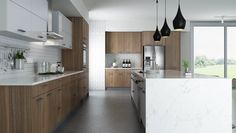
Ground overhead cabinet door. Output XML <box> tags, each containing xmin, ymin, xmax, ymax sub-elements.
<box><xmin>124</xmin><ymin>32</ymin><xmax>141</xmax><ymax>53</ymax></box>
<box><xmin>7</xmin><ymin>1</ymin><xmax>31</xmax><ymax>38</ymax></box>
<box><xmin>0</xmin><ymin>0</ymin><xmax>47</xmax><ymax>42</ymax></box>
<box><xmin>10</xmin><ymin>0</ymin><xmax>31</xmax><ymax>11</ymax></box>
<box><xmin>30</xmin><ymin>0</ymin><xmax>48</xmax><ymax>20</ymax></box>
<box><xmin>106</xmin><ymin>32</ymin><xmax>141</xmax><ymax>53</ymax></box>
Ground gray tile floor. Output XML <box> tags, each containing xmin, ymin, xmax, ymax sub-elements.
<box><xmin>55</xmin><ymin>89</ymin><xmax>145</xmax><ymax>133</ymax></box>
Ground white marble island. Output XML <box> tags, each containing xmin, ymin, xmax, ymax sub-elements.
<box><xmin>132</xmin><ymin>70</ymin><xmax>232</xmax><ymax>133</ymax></box>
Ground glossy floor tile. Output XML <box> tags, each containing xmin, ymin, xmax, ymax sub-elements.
<box><xmin>55</xmin><ymin>89</ymin><xmax>145</xmax><ymax>133</ymax></box>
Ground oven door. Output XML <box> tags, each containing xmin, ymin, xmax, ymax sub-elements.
<box><xmin>83</xmin><ymin>44</ymin><xmax>87</xmax><ymax>68</ymax></box>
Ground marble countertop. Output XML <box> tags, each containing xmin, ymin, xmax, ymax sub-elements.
<box><xmin>0</xmin><ymin>71</ymin><xmax>84</xmax><ymax>86</ymax></box>
<box><xmin>105</xmin><ymin>67</ymin><xmax>142</xmax><ymax>70</ymax></box>
<box><xmin>132</xmin><ymin>70</ymin><xmax>221</xmax><ymax>79</ymax></box>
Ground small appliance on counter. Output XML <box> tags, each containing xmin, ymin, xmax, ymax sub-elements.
<box><xmin>112</xmin><ymin>59</ymin><xmax>118</xmax><ymax>68</ymax></box>
<box><xmin>37</xmin><ymin>61</ymin><xmax>64</xmax><ymax>75</ymax></box>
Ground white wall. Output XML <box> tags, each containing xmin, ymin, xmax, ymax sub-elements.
<box><xmin>89</xmin><ymin>21</ymin><xmax>106</xmax><ymax>90</ymax></box>
<box><xmin>106</xmin><ymin>19</ymin><xmax>191</xmax><ymax>31</ymax></box>
<box><xmin>180</xmin><ymin>31</ymin><xmax>192</xmax><ymax>72</ymax></box>
<box><xmin>0</xmin><ymin>36</ymin><xmax>61</xmax><ymax>79</ymax></box>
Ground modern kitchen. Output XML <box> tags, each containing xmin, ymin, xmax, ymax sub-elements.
<box><xmin>0</xmin><ymin>0</ymin><xmax>235</xmax><ymax>133</ymax></box>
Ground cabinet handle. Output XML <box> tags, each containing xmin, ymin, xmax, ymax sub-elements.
<box><xmin>142</xmin><ymin>90</ymin><xmax>145</xmax><ymax>94</ymax></box>
<box><xmin>36</xmin><ymin>97</ymin><xmax>43</xmax><ymax>102</ymax></box>
<box><xmin>38</xmin><ymin>35</ymin><xmax>44</xmax><ymax>39</ymax></box>
<box><xmin>17</xmin><ymin>29</ymin><xmax>26</xmax><ymax>33</ymax></box>
<box><xmin>62</xmin><ymin>44</ymin><xmax>66</xmax><ymax>46</ymax></box>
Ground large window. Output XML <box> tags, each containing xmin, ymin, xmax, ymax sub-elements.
<box><xmin>227</xmin><ymin>27</ymin><xmax>236</xmax><ymax>78</ymax></box>
<box><xmin>193</xmin><ymin>23</ymin><xmax>236</xmax><ymax>78</ymax></box>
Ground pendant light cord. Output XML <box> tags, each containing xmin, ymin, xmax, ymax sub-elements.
<box><xmin>165</xmin><ymin>0</ymin><xmax>167</xmax><ymax>18</ymax></box>
<box><xmin>156</xmin><ymin>0</ymin><xmax>158</xmax><ymax>26</ymax></box>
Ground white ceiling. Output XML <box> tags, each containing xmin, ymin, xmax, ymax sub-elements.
<box><xmin>82</xmin><ymin>0</ymin><xmax>236</xmax><ymax>22</ymax></box>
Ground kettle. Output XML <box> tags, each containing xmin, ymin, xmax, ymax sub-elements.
<box><xmin>56</xmin><ymin>62</ymin><xmax>64</xmax><ymax>73</ymax></box>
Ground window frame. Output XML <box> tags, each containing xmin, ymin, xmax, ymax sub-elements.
<box><xmin>191</xmin><ymin>21</ymin><xmax>236</xmax><ymax>78</ymax></box>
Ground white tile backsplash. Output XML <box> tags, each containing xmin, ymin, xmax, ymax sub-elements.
<box><xmin>0</xmin><ymin>35</ymin><xmax>61</xmax><ymax>79</ymax></box>
<box><xmin>106</xmin><ymin>53</ymin><xmax>141</xmax><ymax>68</ymax></box>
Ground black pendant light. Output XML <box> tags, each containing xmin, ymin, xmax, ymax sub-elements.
<box><xmin>173</xmin><ymin>0</ymin><xmax>186</xmax><ymax>31</ymax></box>
<box><xmin>153</xmin><ymin>0</ymin><xmax>161</xmax><ymax>42</ymax></box>
<box><xmin>161</xmin><ymin>0</ymin><xmax>171</xmax><ymax>38</ymax></box>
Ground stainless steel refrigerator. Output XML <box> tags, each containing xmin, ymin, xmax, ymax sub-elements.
<box><xmin>143</xmin><ymin>45</ymin><xmax>165</xmax><ymax>72</ymax></box>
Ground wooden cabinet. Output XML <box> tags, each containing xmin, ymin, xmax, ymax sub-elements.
<box><xmin>124</xmin><ymin>69</ymin><xmax>131</xmax><ymax>87</ymax></box>
<box><xmin>165</xmin><ymin>32</ymin><xmax>181</xmax><ymax>71</ymax></box>
<box><xmin>45</xmin><ymin>89</ymin><xmax>59</xmax><ymax>133</ymax></box>
<box><xmin>124</xmin><ymin>32</ymin><xmax>142</xmax><ymax>53</ymax></box>
<box><xmin>32</xmin><ymin>94</ymin><xmax>47</xmax><ymax>133</ymax></box>
<box><xmin>113</xmin><ymin>69</ymin><xmax>125</xmax><ymax>87</ymax></box>
<box><xmin>0</xmin><ymin>0</ymin><xmax>47</xmax><ymax>42</ymax></box>
<box><xmin>62</xmin><ymin>17</ymin><xmax>89</xmax><ymax>71</ymax></box>
<box><xmin>0</xmin><ymin>71</ymin><xmax>89</xmax><ymax>133</ymax></box>
<box><xmin>106</xmin><ymin>32</ymin><xmax>141</xmax><ymax>53</ymax></box>
<box><xmin>142</xmin><ymin>31</ymin><xmax>165</xmax><ymax>46</ymax></box>
<box><xmin>106</xmin><ymin>32</ymin><xmax>124</xmax><ymax>53</ymax></box>
<box><xmin>105</xmin><ymin>69</ymin><xmax>114</xmax><ymax>87</ymax></box>
<box><xmin>105</xmin><ymin>69</ymin><xmax>131</xmax><ymax>88</ymax></box>
<box><xmin>32</xmin><ymin>86</ymin><xmax>62</xmax><ymax>133</ymax></box>
<box><xmin>82</xmin><ymin>19</ymin><xmax>89</xmax><ymax>43</ymax></box>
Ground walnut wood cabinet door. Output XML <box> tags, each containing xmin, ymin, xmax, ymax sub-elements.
<box><xmin>71</xmin><ymin>76</ymin><xmax>79</xmax><ymax>109</ymax></box>
<box><xmin>141</xmin><ymin>31</ymin><xmax>165</xmax><ymax>46</ymax></box>
<box><xmin>45</xmin><ymin>89</ymin><xmax>58</xmax><ymax>133</ymax></box>
<box><xmin>165</xmin><ymin>31</ymin><xmax>181</xmax><ymax>71</ymax></box>
<box><xmin>106</xmin><ymin>32</ymin><xmax>124</xmax><ymax>53</ymax></box>
<box><xmin>32</xmin><ymin>95</ymin><xmax>46</xmax><ymax>133</ymax></box>
<box><xmin>124</xmin><ymin>70</ymin><xmax>131</xmax><ymax>88</ymax></box>
<box><xmin>56</xmin><ymin>87</ymin><xmax>63</xmax><ymax>124</ymax></box>
<box><xmin>124</xmin><ymin>32</ymin><xmax>141</xmax><ymax>53</ymax></box>
<box><xmin>105</xmin><ymin>69</ymin><xmax>114</xmax><ymax>87</ymax></box>
<box><xmin>61</xmin><ymin>77</ymin><xmax>71</xmax><ymax>119</ymax></box>
<box><xmin>82</xmin><ymin>19</ymin><xmax>89</xmax><ymax>43</ymax></box>
<box><xmin>113</xmin><ymin>69</ymin><xmax>125</xmax><ymax>87</ymax></box>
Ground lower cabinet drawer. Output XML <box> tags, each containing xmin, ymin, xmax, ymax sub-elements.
<box><xmin>105</xmin><ymin>69</ymin><xmax>131</xmax><ymax>88</ymax></box>
<box><xmin>32</xmin><ymin>82</ymin><xmax>50</xmax><ymax>97</ymax></box>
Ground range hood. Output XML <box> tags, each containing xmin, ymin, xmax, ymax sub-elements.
<box><xmin>47</xmin><ymin>0</ymin><xmax>63</xmax><ymax>40</ymax></box>
<box><xmin>47</xmin><ymin>31</ymin><xmax>63</xmax><ymax>40</ymax></box>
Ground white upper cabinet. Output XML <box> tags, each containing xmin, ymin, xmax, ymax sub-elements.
<box><xmin>10</xmin><ymin>0</ymin><xmax>31</xmax><ymax>11</ymax></box>
<box><xmin>7</xmin><ymin>1</ymin><xmax>31</xmax><ymax>37</ymax></box>
<box><xmin>52</xmin><ymin>11</ymin><xmax>72</xmax><ymax>49</ymax></box>
<box><xmin>10</xmin><ymin>0</ymin><xmax>48</xmax><ymax>20</ymax></box>
<box><xmin>30</xmin><ymin>0</ymin><xmax>48</xmax><ymax>20</ymax></box>
<box><xmin>30</xmin><ymin>14</ymin><xmax>47</xmax><ymax>41</ymax></box>
<box><xmin>0</xmin><ymin>0</ymin><xmax>48</xmax><ymax>42</ymax></box>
